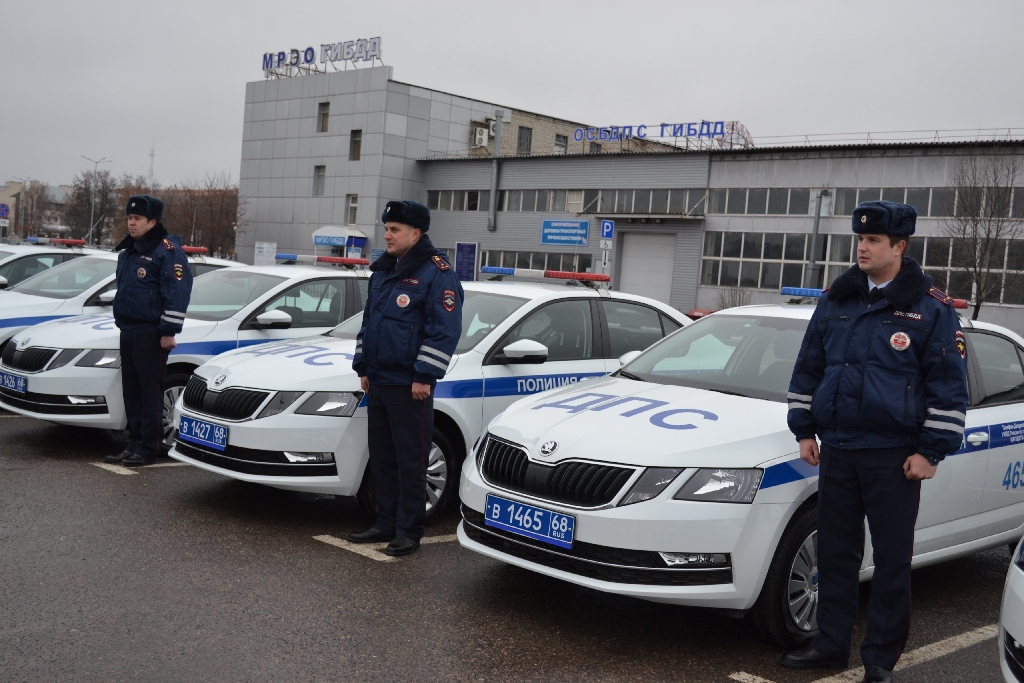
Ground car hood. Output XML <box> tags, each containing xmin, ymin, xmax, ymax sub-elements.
<box><xmin>11</xmin><ymin>315</ymin><xmax>218</xmax><ymax>350</ymax></box>
<box><xmin>486</xmin><ymin>376</ymin><xmax>795</xmax><ymax>469</ymax></box>
<box><xmin>195</xmin><ymin>335</ymin><xmax>365</xmax><ymax>393</ymax></box>
<box><xmin>0</xmin><ymin>292</ymin><xmax>67</xmax><ymax>328</ymax></box>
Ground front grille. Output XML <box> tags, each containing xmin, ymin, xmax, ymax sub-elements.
<box><xmin>173</xmin><ymin>439</ymin><xmax>337</xmax><ymax>477</ymax></box>
<box><xmin>1</xmin><ymin>344</ymin><xmax>57</xmax><ymax>372</ymax></box>
<box><xmin>1007</xmin><ymin>628</ymin><xmax>1024</xmax><ymax>682</ymax></box>
<box><xmin>182</xmin><ymin>375</ymin><xmax>269</xmax><ymax>421</ymax></box>
<box><xmin>0</xmin><ymin>387</ymin><xmax>108</xmax><ymax>415</ymax></box>
<box><xmin>462</xmin><ymin>507</ymin><xmax>732</xmax><ymax>586</ymax></box>
<box><xmin>479</xmin><ymin>435</ymin><xmax>634</xmax><ymax>507</ymax></box>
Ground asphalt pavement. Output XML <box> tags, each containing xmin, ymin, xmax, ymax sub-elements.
<box><xmin>0</xmin><ymin>412</ymin><xmax>1010</xmax><ymax>682</ymax></box>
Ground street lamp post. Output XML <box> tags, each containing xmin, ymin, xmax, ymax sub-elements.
<box><xmin>81</xmin><ymin>156</ymin><xmax>111</xmax><ymax>246</ymax></box>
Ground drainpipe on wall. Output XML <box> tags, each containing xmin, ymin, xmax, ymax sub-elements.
<box><xmin>487</xmin><ymin>110</ymin><xmax>504</xmax><ymax>232</ymax></box>
<box><xmin>805</xmin><ymin>189</ymin><xmax>830</xmax><ymax>288</ymax></box>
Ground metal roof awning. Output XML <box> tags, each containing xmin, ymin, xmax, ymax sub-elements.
<box><xmin>312</xmin><ymin>225</ymin><xmax>367</xmax><ymax>247</ymax></box>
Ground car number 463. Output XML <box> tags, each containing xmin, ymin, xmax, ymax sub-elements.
<box><xmin>1003</xmin><ymin>461</ymin><xmax>1024</xmax><ymax>489</ymax></box>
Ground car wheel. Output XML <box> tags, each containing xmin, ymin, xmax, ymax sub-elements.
<box><xmin>356</xmin><ymin>428</ymin><xmax>460</xmax><ymax>523</ymax></box>
<box><xmin>162</xmin><ymin>371</ymin><xmax>190</xmax><ymax>452</ymax></box>
<box><xmin>751</xmin><ymin>504</ymin><xmax>819</xmax><ymax>648</ymax></box>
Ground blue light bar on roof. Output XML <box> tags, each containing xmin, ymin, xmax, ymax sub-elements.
<box><xmin>781</xmin><ymin>287</ymin><xmax>823</xmax><ymax>297</ymax></box>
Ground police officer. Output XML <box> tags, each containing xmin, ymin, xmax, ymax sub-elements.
<box><xmin>104</xmin><ymin>195</ymin><xmax>193</xmax><ymax>468</ymax></box>
<box><xmin>782</xmin><ymin>201</ymin><xmax>968</xmax><ymax>683</ymax></box>
<box><xmin>349</xmin><ymin>200</ymin><xmax>463</xmax><ymax>557</ymax></box>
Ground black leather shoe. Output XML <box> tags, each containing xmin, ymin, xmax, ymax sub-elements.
<box><xmin>348</xmin><ymin>527</ymin><xmax>394</xmax><ymax>544</ymax></box>
<box><xmin>780</xmin><ymin>645</ymin><xmax>848</xmax><ymax>670</ymax></box>
<box><xmin>862</xmin><ymin>664</ymin><xmax>892</xmax><ymax>682</ymax></box>
<box><xmin>105</xmin><ymin>450</ymin><xmax>134</xmax><ymax>464</ymax></box>
<box><xmin>384</xmin><ymin>535</ymin><xmax>420</xmax><ymax>557</ymax></box>
<box><xmin>121</xmin><ymin>453</ymin><xmax>156</xmax><ymax>468</ymax></box>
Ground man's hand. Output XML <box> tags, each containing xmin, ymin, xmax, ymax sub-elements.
<box><xmin>411</xmin><ymin>382</ymin><xmax>432</xmax><ymax>400</ymax></box>
<box><xmin>360</xmin><ymin>376</ymin><xmax>369</xmax><ymax>393</ymax></box>
<box><xmin>904</xmin><ymin>454</ymin><xmax>937</xmax><ymax>480</ymax></box>
<box><xmin>160</xmin><ymin>336</ymin><xmax>177</xmax><ymax>351</ymax></box>
<box><xmin>799</xmin><ymin>438</ymin><xmax>820</xmax><ymax>466</ymax></box>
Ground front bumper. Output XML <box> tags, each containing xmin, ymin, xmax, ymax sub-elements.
<box><xmin>458</xmin><ymin>452</ymin><xmax>798</xmax><ymax>611</ymax></box>
<box><xmin>0</xmin><ymin>364</ymin><xmax>124</xmax><ymax>429</ymax></box>
<box><xmin>1001</xmin><ymin>557</ymin><xmax>1024</xmax><ymax>682</ymax></box>
<box><xmin>168</xmin><ymin>405</ymin><xmax>368</xmax><ymax>496</ymax></box>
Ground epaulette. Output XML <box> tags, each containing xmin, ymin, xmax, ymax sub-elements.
<box><xmin>927</xmin><ymin>286</ymin><xmax>953</xmax><ymax>305</ymax></box>
<box><xmin>821</xmin><ymin>287</ymin><xmax>830</xmax><ymax>293</ymax></box>
<box><xmin>162</xmin><ymin>238</ymin><xmax>175</xmax><ymax>251</ymax></box>
<box><xmin>431</xmin><ymin>255</ymin><xmax>450</xmax><ymax>271</ymax></box>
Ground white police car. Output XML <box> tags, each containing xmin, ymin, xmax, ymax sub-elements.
<box><xmin>0</xmin><ymin>261</ymin><xmax>367</xmax><ymax>447</ymax></box>
<box><xmin>0</xmin><ymin>238</ymin><xmax>105</xmax><ymax>289</ymax></box>
<box><xmin>167</xmin><ymin>273</ymin><xmax>690</xmax><ymax>520</ymax></box>
<box><xmin>459</xmin><ymin>290</ymin><xmax>1024</xmax><ymax>647</ymax></box>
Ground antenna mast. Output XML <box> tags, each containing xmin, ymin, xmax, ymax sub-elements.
<box><xmin>148</xmin><ymin>145</ymin><xmax>155</xmax><ymax>184</ymax></box>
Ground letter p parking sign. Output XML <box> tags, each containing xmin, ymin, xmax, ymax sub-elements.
<box><xmin>601</xmin><ymin>220</ymin><xmax>614</xmax><ymax>239</ymax></box>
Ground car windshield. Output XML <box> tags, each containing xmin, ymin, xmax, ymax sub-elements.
<box><xmin>9</xmin><ymin>257</ymin><xmax>116</xmax><ymax>299</ymax></box>
<box><xmin>622</xmin><ymin>314</ymin><xmax>809</xmax><ymax>402</ymax></box>
<box><xmin>329</xmin><ymin>290</ymin><xmax>528</xmax><ymax>353</ymax></box>
<box><xmin>186</xmin><ymin>270</ymin><xmax>288</xmax><ymax>321</ymax></box>
<box><xmin>0</xmin><ymin>251</ymin><xmax>14</xmax><ymax>260</ymax></box>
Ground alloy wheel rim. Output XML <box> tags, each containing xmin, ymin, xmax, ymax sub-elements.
<box><xmin>787</xmin><ymin>530</ymin><xmax>819</xmax><ymax>632</ymax></box>
<box><xmin>424</xmin><ymin>442</ymin><xmax>447</xmax><ymax>512</ymax></box>
<box><xmin>162</xmin><ymin>385</ymin><xmax>184</xmax><ymax>446</ymax></box>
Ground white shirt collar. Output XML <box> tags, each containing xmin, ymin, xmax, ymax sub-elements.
<box><xmin>868</xmin><ymin>277</ymin><xmax>892</xmax><ymax>291</ymax></box>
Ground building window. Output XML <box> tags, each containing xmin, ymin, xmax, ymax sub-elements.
<box><xmin>317</xmin><ymin>102</ymin><xmax>329</xmax><ymax>133</ymax></box>
<box><xmin>517</xmin><ymin>127</ymin><xmax>533</xmax><ymax>155</ymax></box>
<box><xmin>313</xmin><ymin>165</ymin><xmax>326</xmax><ymax>197</ymax></box>
<box><xmin>554</xmin><ymin>134</ymin><xmax>568</xmax><ymax>155</ymax></box>
<box><xmin>346</xmin><ymin>195</ymin><xmax>358</xmax><ymax>225</ymax></box>
<box><xmin>700</xmin><ymin>231</ymin><xmax>854</xmax><ymax>291</ymax></box>
<box><xmin>552</xmin><ymin>190</ymin><xmax>568</xmax><ymax>212</ymax></box>
<box><xmin>589</xmin><ymin>142</ymin><xmax>601</xmax><ymax>154</ymax></box>
<box><xmin>467</xmin><ymin>191</ymin><xmax>480</xmax><ymax>211</ymax></box>
<box><xmin>349</xmin><ymin>130</ymin><xmax>362</xmax><ymax>161</ymax></box>
<box><xmin>483</xmin><ymin>250</ymin><xmax>594</xmax><ymax>273</ymax></box>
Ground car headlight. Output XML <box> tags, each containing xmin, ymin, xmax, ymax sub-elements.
<box><xmin>76</xmin><ymin>349</ymin><xmax>121</xmax><ymax>369</ymax></box>
<box><xmin>257</xmin><ymin>391</ymin><xmax>304</xmax><ymax>419</ymax></box>
<box><xmin>47</xmin><ymin>349</ymin><xmax>84</xmax><ymax>370</ymax></box>
<box><xmin>618</xmin><ymin>467</ymin><xmax>684</xmax><ymax>506</ymax></box>
<box><xmin>295</xmin><ymin>392</ymin><xmax>362</xmax><ymax>417</ymax></box>
<box><xmin>673</xmin><ymin>468</ymin><xmax>763</xmax><ymax>504</ymax></box>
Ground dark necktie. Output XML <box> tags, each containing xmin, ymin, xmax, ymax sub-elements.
<box><xmin>868</xmin><ymin>287</ymin><xmax>884</xmax><ymax>305</ymax></box>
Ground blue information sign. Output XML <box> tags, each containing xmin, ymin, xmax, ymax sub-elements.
<box><xmin>454</xmin><ymin>242</ymin><xmax>478</xmax><ymax>282</ymax></box>
<box><xmin>541</xmin><ymin>220</ymin><xmax>589</xmax><ymax>247</ymax></box>
<box><xmin>370</xmin><ymin>248</ymin><xmax>385</xmax><ymax>263</ymax></box>
<box><xmin>601</xmin><ymin>219</ymin><xmax>614</xmax><ymax>239</ymax></box>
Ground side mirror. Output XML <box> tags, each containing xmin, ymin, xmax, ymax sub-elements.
<box><xmin>618</xmin><ymin>350</ymin><xmax>643</xmax><ymax>367</ymax></box>
<box><xmin>252</xmin><ymin>309</ymin><xmax>293</xmax><ymax>330</ymax></box>
<box><xmin>501</xmin><ymin>339</ymin><xmax>549</xmax><ymax>364</ymax></box>
<box><xmin>0</xmin><ymin>276</ymin><xmax>8</xmax><ymax>290</ymax></box>
<box><xmin>98</xmin><ymin>290</ymin><xmax>116</xmax><ymax>305</ymax></box>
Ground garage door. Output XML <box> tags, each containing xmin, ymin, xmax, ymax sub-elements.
<box><xmin>617</xmin><ymin>233</ymin><xmax>676</xmax><ymax>304</ymax></box>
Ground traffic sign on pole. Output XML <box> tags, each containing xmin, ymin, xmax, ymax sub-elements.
<box><xmin>0</xmin><ymin>203</ymin><xmax>9</xmax><ymax>219</ymax></box>
<box><xmin>600</xmin><ymin>219</ymin><xmax>614</xmax><ymax>239</ymax></box>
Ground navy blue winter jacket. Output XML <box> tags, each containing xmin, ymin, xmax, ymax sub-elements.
<box><xmin>352</xmin><ymin>235</ymin><xmax>464</xmax><ymax>386</ymax></box>
<box><xmin>112</xmin><ymin>224</ymin><xmax>193</xmax><ymax>336</ymax></box>
<box><xmin>787</xmin><ymin>258</ymin><xmax>969</xmax><ymax>462</ymax></box>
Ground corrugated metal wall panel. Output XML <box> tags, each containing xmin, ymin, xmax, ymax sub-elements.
<box><xmin>670</xmin><ymin>227</ymin><xmax>702</xmax><ymax>311</ymax></box>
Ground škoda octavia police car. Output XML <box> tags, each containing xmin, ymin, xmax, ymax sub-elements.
<box><xmin>459</xmin><ymin>287</ymin><xmax>1024</xmax><ymax>647</ymax></box>
<box><xmin>0</xmin><ymin>256</ymin><xmax>367</xmax><ymax>448</ymax></box>
<box><xmin>168</xmin><ymin>267</ymin><xmax>690</xmax><ymax>520</ymax></box>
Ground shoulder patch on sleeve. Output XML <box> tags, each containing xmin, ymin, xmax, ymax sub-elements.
<box><xmin>928</xmin><ymin>286</ymin><xmax>953</xmax><ymax>305</ymax></box>
<box><xmin>955</xmin><ymin>329</ymin><xmax>967</xmax><ymax>359</ymax></box>
<box><xmin>162</xmin><ymin>238</ymin><xmax>175</xmax><ymax>251</ymax></box>
<box><xmin>431</xmin><ymin>255</ymin><xmax>450</xmax><ymax>271</ymax></box>
<box><xmin>443</xmin><ymin>289</ymin><xmax>456</xmax><ymax>312</ymax></box>
<box><xmin>173</xmin><ymin>263</ymin><xmax>184</xmax><ymax>281</ymax></box>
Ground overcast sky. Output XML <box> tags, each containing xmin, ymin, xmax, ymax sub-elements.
<box><xmin>3</xmin><ymin>0</ymin><xmax>1022</xmax><ymax>188</ymax></box>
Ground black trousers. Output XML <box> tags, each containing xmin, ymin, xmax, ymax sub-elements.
<box><xmin>812</xmin><ymin>443</ymin><xmax>921</xmax><ymax>671</ymax></box>
<box><xmin>366</xmin><ymin>384</ymin><xmax>433</xmax><ymax>540</ymax></box>
<box><xmin>120</xmin><ymin>332</ymin><xmax>169</xmax><ymax>460</ymax></box>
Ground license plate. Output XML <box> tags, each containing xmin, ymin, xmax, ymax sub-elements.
<box><xmin>0</xmin><ymin>370</ymin><xmax>27</xmax><ymax>394</ymax></box>
<box><xmin>178</xmin><ymin>415</ymin><xmax>229</xmax><ymax>452</ymax></box>
<box><xmin>484</xmin><ymin>493</ymin><xmax>575</xmax><ymax>549</ymax></box>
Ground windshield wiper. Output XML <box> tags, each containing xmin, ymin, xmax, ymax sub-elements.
<box><xmin>614</xmin><ymin>370</ymin><xmax>645</xmax><ymax>381</ymax></box>
<box><xmin>704</xmin><ymin>387</ymin><xmax>746</xmax><ymax>397</ymax></box>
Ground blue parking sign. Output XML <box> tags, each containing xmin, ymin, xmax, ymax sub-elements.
<box><xmin>601</xmin><ymin>220</ymin><xmax>614</xmax><ymax>239</ymax></box>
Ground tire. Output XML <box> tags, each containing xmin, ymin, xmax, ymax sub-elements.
<box><xmin>161</xmin><ymin>371</ymin><xmax>191</xmax><ymax>453</ymax></box>
<box><xmin>751</xmin><ymin>504</ymin><xmax>820</xmax><ymax>648</ymax></box>
<box><xmin>357</xmin><ymin>428</ymin><xmax>460</xmax><ymax>523</ymax></box>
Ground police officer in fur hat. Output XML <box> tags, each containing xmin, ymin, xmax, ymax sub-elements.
<box><xmin>782</xmin><ymin>201</ymin><xmax>969</xmax><ymax>682</ymax></box>
<box><xmin>104</xmin><ymin>195</ymin><xmax>193</xmax><ymax>467</ymax></box>
<box><xmin>349</xmin><ymin>200</ymin><xmax>463</xmax><ymax>556</ymax></box>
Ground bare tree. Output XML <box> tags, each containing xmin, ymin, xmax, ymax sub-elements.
<box><xmin>716</xmin><ymin>287</ymin><xmax>752</xmax><ymax>309</ymax></box>
<box><xmin>161</xmin><ymin>173</ymin><xmax>240</xmax><ymax>256</ymax></box>
<box><xmin>15</xmin><ymin>182</ymin><xmax>52</xmax><ymax>237</ymax></box>
<box><xmin>940</xmin><ymin>149</ymin><xmax>1024</xmax><ymax>320</ymax></box>
<box><xmin>65</xmin><ymin>171</ymin><xmax>119</xmax><ymax>244</ymax></box>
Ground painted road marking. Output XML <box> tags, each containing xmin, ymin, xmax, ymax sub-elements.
<box><xmin>313</xmin><ymin>533</ymin><xmax>458</xmax><ymax>562</ymax></box>
<box><xmin>729</xmin><ymin>622</ymin><xmax>998</xmax><ymax>683</ymax></box>
<box><xmin>91</xmin><ymin>462</ymin><xmax>188</xmax><ymax>476</ymax></box>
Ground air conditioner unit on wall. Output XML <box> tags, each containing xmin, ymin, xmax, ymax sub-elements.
<box><xmin>473</xmin><ymin>127</ymin><xmax>489</xmax><ymax>147</ymax></box>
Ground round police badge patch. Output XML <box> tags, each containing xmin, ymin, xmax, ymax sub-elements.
<box><xmin>955</xmin><ymin>330</ymin><xmax>967</xmax><ymax>359</ymax></box>
<box><xmin>890</xmin><ymin>331</ymin><xmax>911</xmax><ymax>351</ymax></box>
<box><xmin>136</xmin><ymin>267</ymin><xmax>147</xmax><ymax>278</ymax></box>
<box><xmin>443</xmin><ymin>289</ymin><xmax>456</xmax><ymax>312</ymax></box>
<box><xmin>396</xmin><ymin>293</ymin><xmax>410</xmax><ymax>308</ymax></box>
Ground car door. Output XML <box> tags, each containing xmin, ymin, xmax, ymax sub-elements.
<box><xmin>964</xmin><ymin>329</ymin><xmax>1024</xmax><ymax>539</ymax></box>
<box><xmin>236</xmin><ymin>277</ymin><xmax>353</xmax><ymax>349</ymax></box>
<box><xmin>598</xmin><ymin>298</ymin><xmax>683</xmax><ymax>373</ymax></box>
<box><xmin>480</xmin><ymin>297</ymin><xmax>608</xmax><ymax>424</ymax></box>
